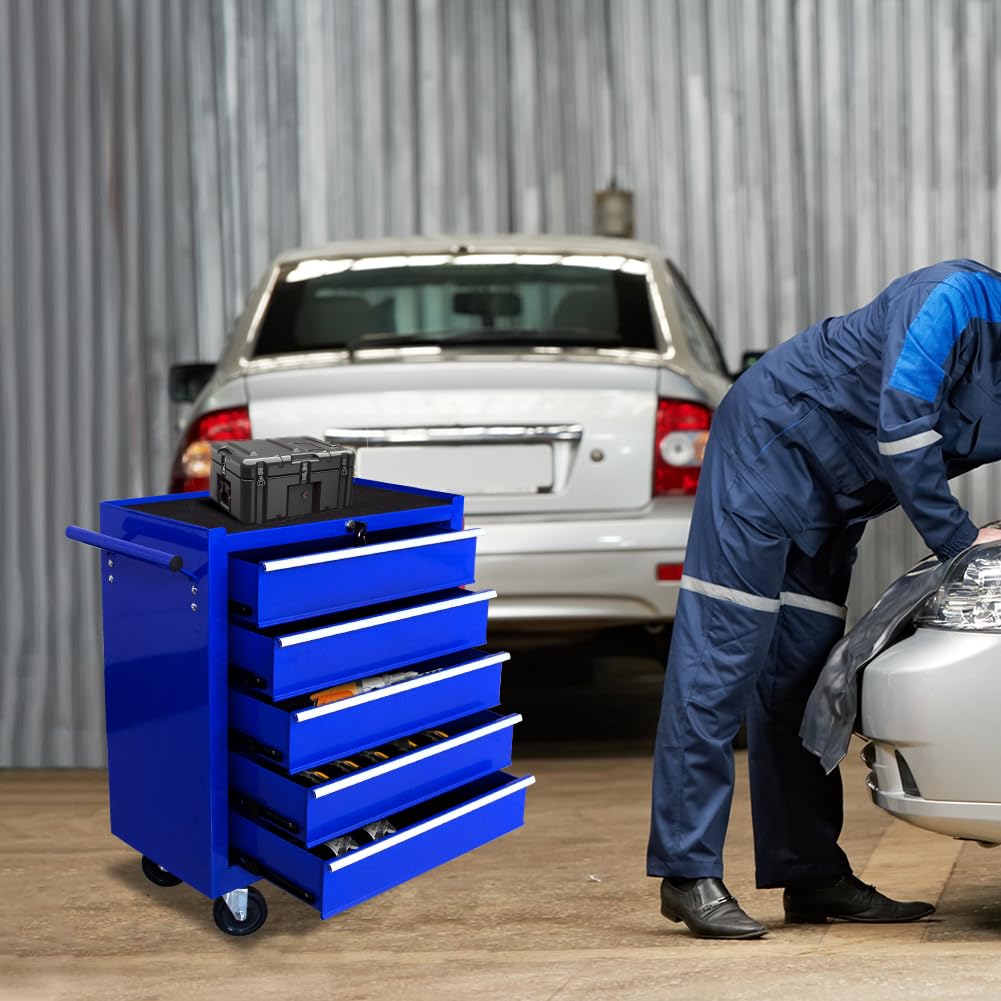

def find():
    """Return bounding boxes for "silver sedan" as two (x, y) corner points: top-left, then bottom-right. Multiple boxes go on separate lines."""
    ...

(168, 235), (733, 638)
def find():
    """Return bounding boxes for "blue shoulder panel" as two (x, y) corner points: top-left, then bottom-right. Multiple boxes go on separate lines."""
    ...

(888, 270), (1001, 402)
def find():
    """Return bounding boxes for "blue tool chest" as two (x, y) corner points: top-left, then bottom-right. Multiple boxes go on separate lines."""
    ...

(67, 478), (533, 935)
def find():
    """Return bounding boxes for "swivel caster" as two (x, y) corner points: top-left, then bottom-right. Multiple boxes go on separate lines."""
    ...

(213, 886), (268, 936)
(141, 855), (182, 887)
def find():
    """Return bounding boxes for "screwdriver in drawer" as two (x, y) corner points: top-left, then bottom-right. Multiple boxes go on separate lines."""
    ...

(307, 669), (421, 706)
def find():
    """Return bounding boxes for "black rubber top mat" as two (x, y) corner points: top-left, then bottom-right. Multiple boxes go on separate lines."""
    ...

(126, 483), (448, 532)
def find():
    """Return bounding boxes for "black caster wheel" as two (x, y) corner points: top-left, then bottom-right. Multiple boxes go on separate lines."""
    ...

(213, 887), (268, 936)
(141, 855), (182, 887)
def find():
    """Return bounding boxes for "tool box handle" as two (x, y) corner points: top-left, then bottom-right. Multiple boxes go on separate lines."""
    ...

(65, 525), (185, 573)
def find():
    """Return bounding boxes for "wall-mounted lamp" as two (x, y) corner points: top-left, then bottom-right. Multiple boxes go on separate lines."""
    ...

(593, 180), (634, 238)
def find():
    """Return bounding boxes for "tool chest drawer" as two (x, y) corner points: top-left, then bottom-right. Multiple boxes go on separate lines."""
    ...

(230, 650), (509, 773)
(229, 587), (496, 701)
(230, 772), (534, 919)
(229, 710), (522, 847)
(229, 528), (480, 628)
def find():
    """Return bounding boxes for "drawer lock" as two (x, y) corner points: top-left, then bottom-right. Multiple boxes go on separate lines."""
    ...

(345, 520), (368, 545)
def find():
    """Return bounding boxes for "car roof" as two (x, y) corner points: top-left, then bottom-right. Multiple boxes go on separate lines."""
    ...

(273, 233), (666, 266)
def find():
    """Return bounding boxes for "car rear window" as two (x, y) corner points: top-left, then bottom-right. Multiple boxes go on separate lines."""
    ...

(253, 256), (658, 356)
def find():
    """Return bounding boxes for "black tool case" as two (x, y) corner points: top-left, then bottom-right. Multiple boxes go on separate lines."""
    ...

(211, 437), (355, 524)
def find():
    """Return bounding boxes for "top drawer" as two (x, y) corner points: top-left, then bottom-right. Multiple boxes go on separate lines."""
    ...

(229, 528), (479, 627)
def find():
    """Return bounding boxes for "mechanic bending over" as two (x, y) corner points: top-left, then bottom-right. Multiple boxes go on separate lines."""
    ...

(649, 259), (1001, 939)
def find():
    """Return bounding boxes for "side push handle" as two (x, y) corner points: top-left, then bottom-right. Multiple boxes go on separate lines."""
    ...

(65, 525), (184, 573)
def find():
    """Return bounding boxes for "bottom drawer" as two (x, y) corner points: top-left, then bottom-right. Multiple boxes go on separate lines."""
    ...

(230, 771), (534, 919)
(229, 710), (522, 847)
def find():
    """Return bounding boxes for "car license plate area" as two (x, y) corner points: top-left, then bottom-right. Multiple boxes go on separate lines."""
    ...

(356, 444), (553, 495)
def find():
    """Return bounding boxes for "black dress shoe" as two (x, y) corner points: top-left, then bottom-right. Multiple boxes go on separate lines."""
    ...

(783, 874), (935, 924)
(660, 877), (767, 940)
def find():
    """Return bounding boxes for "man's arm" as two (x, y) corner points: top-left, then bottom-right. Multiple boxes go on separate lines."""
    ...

(877, 276), (978, 561)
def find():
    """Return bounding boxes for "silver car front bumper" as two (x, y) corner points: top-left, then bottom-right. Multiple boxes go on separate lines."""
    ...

(468, 497), (693, 628)
(860, 628), (1001, 844)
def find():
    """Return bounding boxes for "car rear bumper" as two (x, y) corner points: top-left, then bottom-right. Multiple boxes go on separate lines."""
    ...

(467, 498), (692, 628)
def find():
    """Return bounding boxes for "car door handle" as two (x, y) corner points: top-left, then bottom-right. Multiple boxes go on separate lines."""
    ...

(325, 424), (583, 447)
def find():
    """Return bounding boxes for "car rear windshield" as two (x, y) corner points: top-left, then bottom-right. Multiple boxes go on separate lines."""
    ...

(253, 257), (658, 356)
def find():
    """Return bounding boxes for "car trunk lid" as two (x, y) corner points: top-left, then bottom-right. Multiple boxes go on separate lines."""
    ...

(244, 356), (661, 515)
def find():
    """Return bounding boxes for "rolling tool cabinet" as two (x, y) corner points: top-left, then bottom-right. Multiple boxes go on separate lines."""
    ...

(67, 478), (533, 935)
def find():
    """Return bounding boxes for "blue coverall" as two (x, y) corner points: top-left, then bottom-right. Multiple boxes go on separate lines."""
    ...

(648, 259), (1001, 888)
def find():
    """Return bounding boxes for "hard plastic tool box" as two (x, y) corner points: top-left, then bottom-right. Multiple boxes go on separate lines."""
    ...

(67, 478), (533, 936)
(211, 436), (355, 524)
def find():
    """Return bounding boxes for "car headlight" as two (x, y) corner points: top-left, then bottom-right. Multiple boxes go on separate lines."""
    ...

(914, 542), (1001, 631)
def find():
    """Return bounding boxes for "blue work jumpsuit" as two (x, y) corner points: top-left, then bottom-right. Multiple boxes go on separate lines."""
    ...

(648, 259), (1001, 888)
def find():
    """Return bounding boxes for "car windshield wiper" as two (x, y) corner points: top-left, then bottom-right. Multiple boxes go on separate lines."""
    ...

(352, 331), (450, 349)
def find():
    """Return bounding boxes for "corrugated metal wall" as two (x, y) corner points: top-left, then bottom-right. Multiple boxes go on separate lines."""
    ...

(4, 0), (1001, 765)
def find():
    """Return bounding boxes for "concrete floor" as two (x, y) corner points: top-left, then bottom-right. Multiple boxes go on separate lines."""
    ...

(4, 651), (1001, 1001)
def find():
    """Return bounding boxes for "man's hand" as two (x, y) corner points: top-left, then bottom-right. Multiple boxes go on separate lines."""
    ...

(974, 527), (1001, 546)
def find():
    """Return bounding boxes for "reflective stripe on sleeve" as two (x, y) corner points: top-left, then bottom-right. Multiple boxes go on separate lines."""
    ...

(877, 429), (942, 456)
(779, 591), (847, 620)
(680, 575), (781, 613)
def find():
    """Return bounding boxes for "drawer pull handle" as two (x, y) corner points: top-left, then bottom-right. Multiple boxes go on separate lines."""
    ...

(66, 525), (185, 573)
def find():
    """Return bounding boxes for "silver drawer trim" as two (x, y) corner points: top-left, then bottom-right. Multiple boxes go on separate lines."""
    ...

(260, 529), (480, 573)
(279, 589), (496, 648)
(326, 775), (536, 872)
(310, 713), (523, 797)
(293, 651), (510, 722)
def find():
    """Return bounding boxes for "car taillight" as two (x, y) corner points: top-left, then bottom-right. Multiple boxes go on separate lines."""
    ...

(168, 406), (251, 493)
(654, 399), (712, 496)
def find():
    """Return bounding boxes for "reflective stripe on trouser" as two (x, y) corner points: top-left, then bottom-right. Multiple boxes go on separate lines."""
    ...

(647, 436), (860, 887)
(746, 534), (859, 888)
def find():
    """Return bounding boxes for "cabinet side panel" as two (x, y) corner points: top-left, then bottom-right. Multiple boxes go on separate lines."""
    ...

(99, 505), (219, 895)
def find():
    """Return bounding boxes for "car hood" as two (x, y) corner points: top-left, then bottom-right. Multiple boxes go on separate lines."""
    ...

(800, 551), (957, 774)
